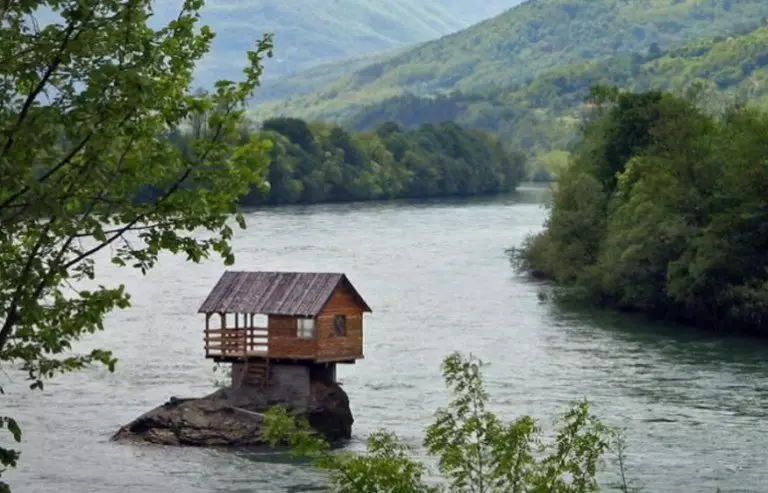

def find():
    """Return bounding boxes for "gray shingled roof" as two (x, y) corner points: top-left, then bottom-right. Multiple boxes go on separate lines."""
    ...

(198, 271), (372, 316)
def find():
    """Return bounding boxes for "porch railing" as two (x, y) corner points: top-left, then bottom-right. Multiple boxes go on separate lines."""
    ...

(204, 327), (268, 358)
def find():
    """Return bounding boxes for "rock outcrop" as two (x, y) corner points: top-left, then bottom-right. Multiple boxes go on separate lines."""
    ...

(112, 380), (353, 447)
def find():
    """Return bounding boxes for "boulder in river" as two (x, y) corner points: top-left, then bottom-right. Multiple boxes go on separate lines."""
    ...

(111, 377), (353, 447)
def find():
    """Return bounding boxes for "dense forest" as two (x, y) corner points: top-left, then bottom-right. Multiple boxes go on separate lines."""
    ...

(347, 23), (768, 178)
(510, 87), (768, 336)
(170, 118), (526, 205)
(256, 0), (768, 122)
(259, 22), (768, 181)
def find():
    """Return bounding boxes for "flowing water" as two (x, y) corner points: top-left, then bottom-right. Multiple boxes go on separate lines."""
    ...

(5, 186), (768, 492)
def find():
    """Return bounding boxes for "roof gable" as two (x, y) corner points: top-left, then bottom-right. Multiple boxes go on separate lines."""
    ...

(198, 271), (372, 316)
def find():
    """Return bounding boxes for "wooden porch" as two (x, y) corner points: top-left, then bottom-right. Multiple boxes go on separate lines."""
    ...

(204, 327), (269, 359)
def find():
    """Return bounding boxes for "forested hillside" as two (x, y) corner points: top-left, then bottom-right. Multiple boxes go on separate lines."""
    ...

(510, 87), (768, 336)
(194, 0), (521, 87)
(254, 52), (394, 103)
(257, 0), (768, 125)
(347, 23), (768, 177)
(169, 119), (525, 205)
(257, 22), (768, 180)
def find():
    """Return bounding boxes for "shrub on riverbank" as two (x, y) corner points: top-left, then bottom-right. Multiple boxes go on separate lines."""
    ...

(263, 352), (631, 492)
(510, 86), (768, 336)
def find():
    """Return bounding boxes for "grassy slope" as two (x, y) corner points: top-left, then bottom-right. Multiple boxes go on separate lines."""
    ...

(254, 0), (768, 121)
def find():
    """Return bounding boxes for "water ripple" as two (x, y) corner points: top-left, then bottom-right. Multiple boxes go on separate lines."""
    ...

(6, 191), (768, 492)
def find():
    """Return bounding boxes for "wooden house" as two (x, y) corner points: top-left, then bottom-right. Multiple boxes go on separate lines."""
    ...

(198, 271), (371, 387)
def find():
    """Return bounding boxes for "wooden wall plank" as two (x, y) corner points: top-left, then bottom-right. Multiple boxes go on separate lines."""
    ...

(316, 284), (364, 360)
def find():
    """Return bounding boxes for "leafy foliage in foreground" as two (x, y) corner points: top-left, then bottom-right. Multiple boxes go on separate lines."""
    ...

(0, 0), (272, 488)
(510, 87), (768, 336)
(263, 352), (627, 493)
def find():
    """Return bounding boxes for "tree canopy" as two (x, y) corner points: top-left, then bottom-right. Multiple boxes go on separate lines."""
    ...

(511, 87), (768, 336)
(168, 117), (527, 205)
(0, 1), (273, 488)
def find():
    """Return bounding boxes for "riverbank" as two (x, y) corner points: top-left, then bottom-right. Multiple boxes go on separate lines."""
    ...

(167, 117), (527, 207)
(510, 88), (768, 338)
(236, 181), (552, 211)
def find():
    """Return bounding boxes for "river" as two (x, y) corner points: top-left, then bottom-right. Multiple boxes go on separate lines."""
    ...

(5, 186), (768, 492)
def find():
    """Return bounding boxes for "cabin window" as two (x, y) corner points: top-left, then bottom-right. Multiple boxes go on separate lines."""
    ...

(297, 318), (315, 339)
(334, 315), (347, 337)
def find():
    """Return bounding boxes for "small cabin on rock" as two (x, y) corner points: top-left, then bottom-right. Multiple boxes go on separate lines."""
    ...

(198, 271), (371, 388)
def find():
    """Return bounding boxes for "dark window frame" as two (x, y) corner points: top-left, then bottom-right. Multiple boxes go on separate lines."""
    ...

(333, 314), (347, 337)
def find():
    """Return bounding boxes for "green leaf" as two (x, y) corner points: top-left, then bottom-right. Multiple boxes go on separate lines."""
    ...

(235, 213), (246, 229)
(5, 419), (21, 443)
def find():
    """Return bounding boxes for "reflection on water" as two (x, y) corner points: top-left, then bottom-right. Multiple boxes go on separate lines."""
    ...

(6, 187), (768, 493)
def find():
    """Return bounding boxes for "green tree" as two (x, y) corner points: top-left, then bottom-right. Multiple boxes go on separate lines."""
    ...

(235, 118), (525, 206)
(512, 87), (768, 336)
(0, 0), (273, 488)
(263, 353), (624, 493)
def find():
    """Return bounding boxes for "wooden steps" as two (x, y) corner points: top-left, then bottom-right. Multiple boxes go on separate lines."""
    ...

(243, 359), (270, 386)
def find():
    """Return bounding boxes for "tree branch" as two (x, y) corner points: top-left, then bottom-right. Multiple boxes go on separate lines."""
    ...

(4, 149), (130, 360)
(0, 215), (58, 352)
(0, 129), (96, 215)
(73, 223), (168, 238)
(61, 99), (235, 271)
(0, 0), (17, 20)
(0, 104), (136, 225)
(0, 106), (130, 353)
(61, 168), (193, 270)
(0, 154), (108, 356)
(1, 19), (78, 158)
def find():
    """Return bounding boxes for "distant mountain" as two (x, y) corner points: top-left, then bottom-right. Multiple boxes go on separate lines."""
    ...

(189, 0), (522, 87)
(253, 49), (400, 103)
(254, 0), (768, 120)
(347, 22), (768, 177)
